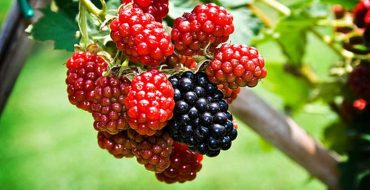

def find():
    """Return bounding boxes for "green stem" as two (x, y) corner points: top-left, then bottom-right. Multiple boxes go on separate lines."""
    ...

(247, 3), (273, 28)
(79, 1), (89, 48)
(310, 28), (345, 59)
(80, 0), (106, 21)
(119, 59), (130, 76)
(258, 0), (291, 16)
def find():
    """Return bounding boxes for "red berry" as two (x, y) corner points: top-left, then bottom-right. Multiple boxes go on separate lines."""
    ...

(166, 54), (197, 69)
(156, 142), (203, 183)
(332, 5), (345, 19)
(348, 63), (370, 100)
(122, 0), (169, 22)
(128, 129), (174, 172)
(217, 84), (240, 104)
(171, 3), (234, 56)
(125, 69), (175, 136)
(205, 44), (266, 89)
(97, 131), (134, 158)
(66, 51), (107, 112)
(91, 76), (132, 134)
(353, 0), (370, 28)
(110, 8), (174, 67)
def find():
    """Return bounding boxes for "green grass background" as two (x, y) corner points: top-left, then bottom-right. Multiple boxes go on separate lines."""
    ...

(0, 1), (339, 190)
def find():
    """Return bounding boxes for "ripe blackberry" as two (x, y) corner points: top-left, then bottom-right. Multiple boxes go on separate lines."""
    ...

(128, 129), (174, 172)
(171, 3), (234, 56)
(167, 54), (197, 69)
(156, 142), (203, 183)
(110, 7), (174, 67)
(205, 44), (267, 89)
(97, 131), (134, 158)
(348, 63), (370, 100)
(91, 76), (131, 134)
(66, 51), (107, 112)
(166, 71), (238, 157)
(122, 0), (169, 22)
(217, 84), (240, 104)
(353, 0), (370, 28)
(125, 69), (175, 136)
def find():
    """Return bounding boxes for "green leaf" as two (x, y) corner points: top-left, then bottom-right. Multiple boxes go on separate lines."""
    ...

(168, 0), (199, 18)
(30, 7), (79, 51)
(54, 0), (78, 19)
(229, 8), (262, 45)
(318, 81), (344, 103)
(323, 122), (349, 155)
(219, 0), (251, 8)
(320, 0), (358, 10)
(275, 12), (319, 65)
(262, 62), (311, 110)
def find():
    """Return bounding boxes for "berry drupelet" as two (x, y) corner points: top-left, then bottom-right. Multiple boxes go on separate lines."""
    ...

(66, 51), (107, 112)
(125, 69), (175, 136)
(348, 63), (370, 101)
(171, 3), (234, 56)
(156, 142), (203, 183)
(166, 71), (238, 157)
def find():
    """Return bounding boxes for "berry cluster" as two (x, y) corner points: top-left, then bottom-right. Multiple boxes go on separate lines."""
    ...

(64, 2), (266, 184)
(353, 0), (370, 45)
(167, 71), (238, 157)
(122, 0), (169, 22)
(171, 3), (234, 56)
(110, 8), (174, 67)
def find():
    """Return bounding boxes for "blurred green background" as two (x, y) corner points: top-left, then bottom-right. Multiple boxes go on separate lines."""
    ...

(0, 1), (339, 190)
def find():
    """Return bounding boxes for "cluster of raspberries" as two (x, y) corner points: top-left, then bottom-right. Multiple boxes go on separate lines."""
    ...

(65, 2), (267, 184)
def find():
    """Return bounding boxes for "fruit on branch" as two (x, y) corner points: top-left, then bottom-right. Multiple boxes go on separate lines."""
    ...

(91, 76), (131, 134)
(97, 131), (134, 158)
(125, 69), (175, 136)
(156, 142), (203, 183)
(166, 54), (197, 69)
(110, 8), (174, 67)
(332, 5), (346, 20)
(66, 51), (107, 112)
(122, 0), (169, 22)
(348, 63), (370, 101)
(353, 0), (370, 28)
(205, 44), (266, 89)
(166, 71), (237, 157)
(217, 84), (240, 104)
(171, 3), (234, 56)
(128, 129), (174, 172)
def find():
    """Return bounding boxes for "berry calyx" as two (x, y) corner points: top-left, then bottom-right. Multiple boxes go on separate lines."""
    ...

(97, 131), (134, 158)
(128, 129), (174, 172)
(205, 44), (266, 89)
(91, 76), (132, 134)
(171, 3), (234, 56)
(110, 7), (174, 67)
(166, 71), (238, 157)
(66, 51), (107, 112)
(125, 69), (175, 136)
(156, 142), (203, 183)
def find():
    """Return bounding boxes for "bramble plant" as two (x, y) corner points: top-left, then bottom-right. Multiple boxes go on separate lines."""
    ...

(26, 0), (370, 188)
